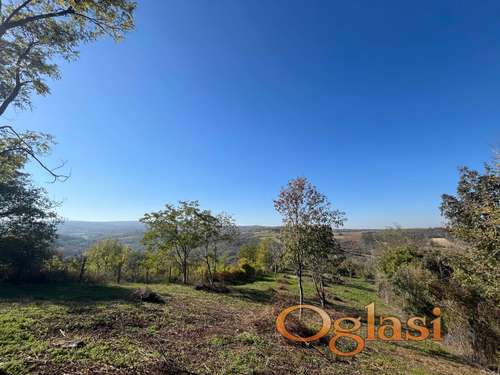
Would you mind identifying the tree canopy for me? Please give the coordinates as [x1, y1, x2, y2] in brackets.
[0, 0, 135, 117]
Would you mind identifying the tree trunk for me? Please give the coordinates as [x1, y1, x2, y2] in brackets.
[319, 277, 326, 307]
[312, 274, 321, 307]
[204, 245, 214, 286]
[116, 263, 122, 284]
[297, 265, 304, 319]
[78, 256, 86, 283]
[182, 259, 188, 284]
[213, 247, 218, 275]
[206, 256, 214, 286]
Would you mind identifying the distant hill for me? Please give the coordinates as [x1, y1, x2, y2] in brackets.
[56, 221, 447, 258]
[56, 221, 282, 257]
[56, 221, 146, 256]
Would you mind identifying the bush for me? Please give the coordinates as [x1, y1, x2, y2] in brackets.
[377, 242, 500, 369]
[215, 259, 256, 284]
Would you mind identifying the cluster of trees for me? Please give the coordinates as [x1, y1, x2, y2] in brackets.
[140, 201, 239, 285]
[377, 157, 499, 368]
[237, 239, 279, 274]
[0, 0, 135, 281]
[76, 182, 347, 297]
[76, 204, 283, 286]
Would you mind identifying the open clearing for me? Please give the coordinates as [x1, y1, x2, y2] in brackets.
[0, 276, 488, 374]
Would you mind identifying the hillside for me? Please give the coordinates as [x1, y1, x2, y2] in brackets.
[0, 275, 485, 374]
[56, 221, 448, 258]
[56, 222, 283, 257]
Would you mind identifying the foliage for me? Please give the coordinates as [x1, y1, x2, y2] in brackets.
[440, 161, 500, 303]
[0, 0, 135, 117]
[305, 225, 343, 306]
[377, 245, 420, 280]
[141, 201, 203, 284]
[0, 127, 55, 180]
[216, 259, 256, 284]
[0, 1, 136, 282]
[254, 239, 273, 272]
[377, 158, 500, 368]
[237, 240, 275, 273]
[85, 239, 130, 283]
[438, 159, 500, 367]
[198, 211, 238, 285]
[0, 134, 59, 280]
[238, 243, 258, 264]
[274, 176, 345, 306]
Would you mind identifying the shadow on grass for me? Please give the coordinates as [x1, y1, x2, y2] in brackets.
[228, 286, 275, 304]
[222, 274, 276, 286]
[394, 340, 471, 366]
[341, 281, 376, 294]
[0, 282, 133, 304]
[325, 301, 367, 319]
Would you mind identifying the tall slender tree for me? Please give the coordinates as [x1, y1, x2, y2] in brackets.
[198, 211, 238, 286]
[274, 177, 345, 307]
[306, 225, 342, 307]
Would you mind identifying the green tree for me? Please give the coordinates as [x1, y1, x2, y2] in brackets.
[440, 161, 500, 302]
[439, 159, 500, 366]
[238, 243, 258, 264]
[0, 1, 136, 181]
[0, 128, 56, 180]
[141, 201, 204, 284]
[0, 130, 59, 280]
[85, 239, 130, 283]
[376, 159, 499, 367]
[198, 211, 238, 286]
[274, 177, 345, 307]
[0, 174, 58, 280]
[306, 225, 342, 307]
[254, 239, 273, 272]
[0, 0, 135, 118]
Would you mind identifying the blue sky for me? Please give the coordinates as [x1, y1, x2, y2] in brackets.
[6, 0, 500, 227]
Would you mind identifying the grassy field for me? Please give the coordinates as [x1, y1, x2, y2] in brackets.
[0, 275, 489, 374]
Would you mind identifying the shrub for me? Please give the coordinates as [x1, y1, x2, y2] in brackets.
[215, 259, 256, 284]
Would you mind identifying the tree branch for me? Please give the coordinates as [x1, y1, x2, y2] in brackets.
[0, 6, 74, 38]
[72, 11, 121, 36]
[3, 0, 35, 25]
[0, 125, 69, 182]
[0, 41, 38, 116]
[0, 68, 22, 117]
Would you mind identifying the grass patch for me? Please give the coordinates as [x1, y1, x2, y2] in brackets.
[0, 276, 486, 374]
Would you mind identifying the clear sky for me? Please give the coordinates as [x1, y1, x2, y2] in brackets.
[6, 0, 500, 228]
